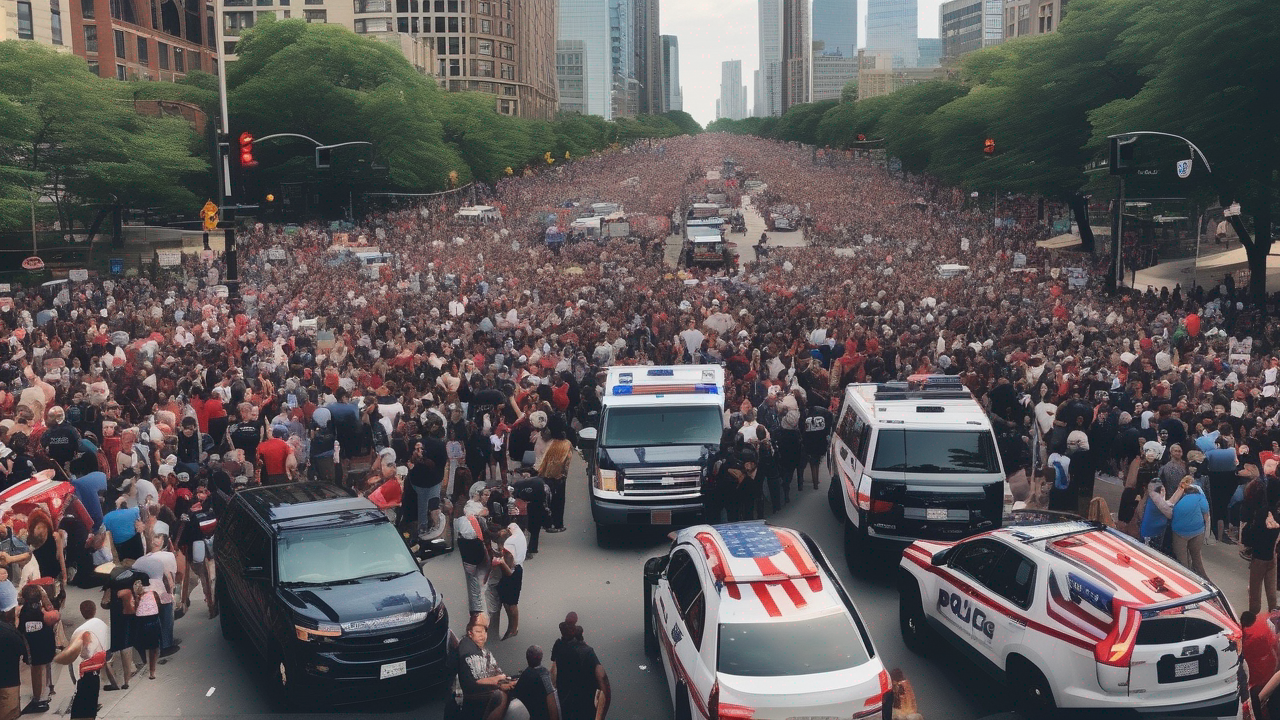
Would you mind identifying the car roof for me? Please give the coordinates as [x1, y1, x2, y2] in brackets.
[845, 376, 991, 430]
[677, 522, 845, 623]
[238, 482, 378, 525]
[999, 522, 1215, 608]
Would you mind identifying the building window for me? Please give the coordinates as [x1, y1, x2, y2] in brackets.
[114, 29, 125, 57]
[157, 41, 169, 68]
[303, 9, 325, 21]
[394, 0, 405, 9]
[448, 58, 460, 76]
[447, 36, 459, 54]
[87, 60, 99, 74]
[137, 36, 148, 64]
[478, 0, 486, 11]
[173, 46, 183, 71]
[433, 0, 441, 9]
[81, 0, 94, 18]
[477, 39, 491, 55]
[480, 18, 489, 33]
[116, 63, 126, 79]
[50, 0, 64, 44]
[353, 0, 388, 11]
[474, 59, 493, 76]
[446, 16, 457, 32]
[499, 63, 512, 79]
[446, 0, 455, 9]
[502, 84, 515, 96]
[410, 16, 416, 32]
[83, 25, 98, 51]
[396, 16, 406, 31]
[354, 17, 390, 32]
[225, 11, 253, 29]
[225, 0, 251, 6]
[500, 43, 511, 59]
[16, 2, 34, 39]
[433, 16, 442, 31]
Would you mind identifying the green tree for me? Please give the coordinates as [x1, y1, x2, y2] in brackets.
[1088, 0, 1280, 300]
[0, 41, 206, 232]
[874, 81, 967, 174]
[662, 110, 702, 135]
[840, 80, 858, 104]
[773, 100, 839, 145]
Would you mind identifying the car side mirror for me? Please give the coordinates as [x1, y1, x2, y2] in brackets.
[244, 565, 268, 582]
[644, 555, 669, 582]
[578, 427, 597, 451]
[931, 547, 955, 567]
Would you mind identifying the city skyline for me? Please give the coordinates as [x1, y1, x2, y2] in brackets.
[665, 0, 954, 125]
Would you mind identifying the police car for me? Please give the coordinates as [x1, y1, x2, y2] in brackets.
[898, 521, 1242, 715]
[644, 522, 891, 720]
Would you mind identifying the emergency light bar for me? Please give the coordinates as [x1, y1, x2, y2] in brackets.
[611, 384, 719, 396]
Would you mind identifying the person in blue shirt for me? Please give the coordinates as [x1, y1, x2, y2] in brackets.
[101, 499, 145, 561]
[69, 453, 106, 530]
[1171, 476, 1211, 580]
[1205, 436, 1241, 542]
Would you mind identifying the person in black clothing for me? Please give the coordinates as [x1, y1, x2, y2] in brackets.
[801, 402, 834, 489]
[408, 425, 449, 542]
[554, 625, 609, 720]
[226, 404, 261, 471]
[17, 585, 56, 713]
[513, 645, 559, 720]
[175, 418, 201, 478]
[0, 590, 27, 720]
[42, 406, 81, 468]
[512, 476, 548, 554]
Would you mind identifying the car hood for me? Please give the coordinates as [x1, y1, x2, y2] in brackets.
[280, 572, 437, 625]
[598, 444, 715, 468]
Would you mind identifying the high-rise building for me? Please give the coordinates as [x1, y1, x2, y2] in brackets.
[557, 39, 588, 114]
[72, 0, 217, 81]
[780, 0, 809, 112]
[756, 0, 782, 117]
[940, 0, 1003, 59]
[865, 0, 918, 68]
[917, 37, 942, 67]
[812, 0, 856, 58]
[560, 0, 612, 118]
[608, 0, 635, 118]
[633, 0, 660, 114]
[718, 60, 748, 120]
[1004, 0, 1067, 38]
[4, 0, 69, 47]
[660, 33, 681, 112]
[811, 51, 857, 101]
[857, 48, 948, 98]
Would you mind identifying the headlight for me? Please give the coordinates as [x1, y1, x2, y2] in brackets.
[595, 468, 618, 492]
[428, 595, 446, 623]
[295, 622, 342, 642]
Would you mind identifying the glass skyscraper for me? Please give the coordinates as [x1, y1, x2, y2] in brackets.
[812, 0, 857, 58]
[559, 0, 612, 118]
[865, 0, 918, 68]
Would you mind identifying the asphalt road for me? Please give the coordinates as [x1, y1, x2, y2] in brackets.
[36, 461, 1252, 719]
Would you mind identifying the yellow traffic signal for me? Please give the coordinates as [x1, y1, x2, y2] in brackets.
[448, 170, 459, 187]
[200, 200, 218, 232]
[265, 194, 275, 202]
[505, 166, 514, 176]
[545, 152, 553, 164]
[564, 151, 570, 160]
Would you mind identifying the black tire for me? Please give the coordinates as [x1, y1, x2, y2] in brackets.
[898, 574, 931, 655]
[643, 575, 659, 657]
[1009, 657, 1056, 716]
[269, 644, 309, 711]
[218, 583, 238, 641]
[827, 477, 844, 520]
[674, 681, 693, 720]
[843, 516, 868, 575]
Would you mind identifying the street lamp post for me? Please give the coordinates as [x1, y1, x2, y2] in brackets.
[213, 0, 238, 302]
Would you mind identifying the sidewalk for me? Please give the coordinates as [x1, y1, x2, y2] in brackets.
[1092, 473, 1250, 610]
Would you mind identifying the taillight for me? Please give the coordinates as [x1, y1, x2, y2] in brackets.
[853, 669, 894, 719]
[707, 681, 754, 719]
[1095, 605, 1141, 667]
[870, 499, 895, 514]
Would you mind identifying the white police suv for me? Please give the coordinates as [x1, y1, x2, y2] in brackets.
[898, 520, 1243, 716]
[644, 522, 891, 719]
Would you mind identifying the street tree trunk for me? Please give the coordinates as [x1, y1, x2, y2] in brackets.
[1069, 193, 1095, 254]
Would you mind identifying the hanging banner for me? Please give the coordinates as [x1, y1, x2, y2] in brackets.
[157, 249, 183, 267]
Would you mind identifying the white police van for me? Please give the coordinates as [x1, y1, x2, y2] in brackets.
[586, 366, 725, 544]
[827, 375, 1011, 562]
[644, 522, 891, 719]
[898, 521, 1243, 715]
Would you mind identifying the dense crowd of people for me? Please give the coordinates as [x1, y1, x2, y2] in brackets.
[3, 132, 1280, 718]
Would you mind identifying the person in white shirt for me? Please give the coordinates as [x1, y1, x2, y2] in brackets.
[55, 601, 117, 719]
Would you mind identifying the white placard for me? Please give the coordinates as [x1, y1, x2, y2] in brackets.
[0, 283, 10, 293]
[268, 247, 287, 261]
[1230, 337, 1253, 364]
[1013, 253, 1027, 268]
[69, 269, 89, 282]
[213, 284, 229, 298]
[1065, 267, 1087, 288]
[157, 249, 183, 267]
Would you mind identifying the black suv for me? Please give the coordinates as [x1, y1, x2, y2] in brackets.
[214, 483, 450, 707]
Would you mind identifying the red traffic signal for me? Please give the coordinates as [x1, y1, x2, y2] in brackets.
[983, 138, 995, 155]
[857, 134, 866, 142]
[239, 132, 258, 168]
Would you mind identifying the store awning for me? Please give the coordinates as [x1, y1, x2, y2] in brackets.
[1036, 234, 1083, 250]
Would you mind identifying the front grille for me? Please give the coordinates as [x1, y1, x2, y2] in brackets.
[623, 465, 703, 496]
[325, 616, 447, 662]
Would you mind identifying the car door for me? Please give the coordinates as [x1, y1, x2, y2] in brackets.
[938, 538, 1030, 663]
[237, 520, 274, 654]
[663, 548, 714, 717]
[960, 541, 1036, 669]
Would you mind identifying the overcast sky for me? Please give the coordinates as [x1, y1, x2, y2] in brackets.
[662, 0, 948, 127]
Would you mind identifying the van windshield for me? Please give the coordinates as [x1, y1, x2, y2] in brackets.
[277, 521, 419, 586]
[601, 405, 723, 447]
[871, 429, 1000, 474]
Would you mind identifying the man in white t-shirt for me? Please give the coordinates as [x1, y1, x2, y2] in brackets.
[134, 535, 180, 658]
[55, 601, 114, 719]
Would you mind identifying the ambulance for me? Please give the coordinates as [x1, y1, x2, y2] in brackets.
[584, 366, 725, 544]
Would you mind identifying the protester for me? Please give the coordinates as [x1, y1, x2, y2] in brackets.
[512, 645, 559, 720]
[16, 584, 56, 713]
[0, 580, 22, 720]
[553, 624, 609, 720]
[53, 601, 112, 720]
[495, 522, 526, 641]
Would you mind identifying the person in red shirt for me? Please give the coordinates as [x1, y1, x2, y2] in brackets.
[256, 426, 296, 485]
[1242, 611, 1279, 693]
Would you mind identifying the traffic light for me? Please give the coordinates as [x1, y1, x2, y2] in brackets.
[265, 194, 275, 202]
[983, 138, 995, 155]
[1109, 135, 1137, 175]
[238, 132, 258, 169]
[545, 152, 554, 164]
[564, 151, 570, 160]
[857, 134, 866, 142]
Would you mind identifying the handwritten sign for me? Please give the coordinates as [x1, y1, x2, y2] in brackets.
[268, 247, 287, 261]
[69, 269, 89, 282]
[157, 249, 183, 267]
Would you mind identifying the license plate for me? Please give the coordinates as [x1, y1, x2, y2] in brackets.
[927, 508, 949, 521]
[1173, 660, 1199, 678]
[651, 510, 672, 525]
[380, 661, 407, 680]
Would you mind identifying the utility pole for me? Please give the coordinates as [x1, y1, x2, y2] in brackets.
[1113, 177, 1125, 292]
[214, 0, 238, 303]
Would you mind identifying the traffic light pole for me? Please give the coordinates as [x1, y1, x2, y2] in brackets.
[1113, 176, 1125, 292]
[214, 0, 238, 303]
